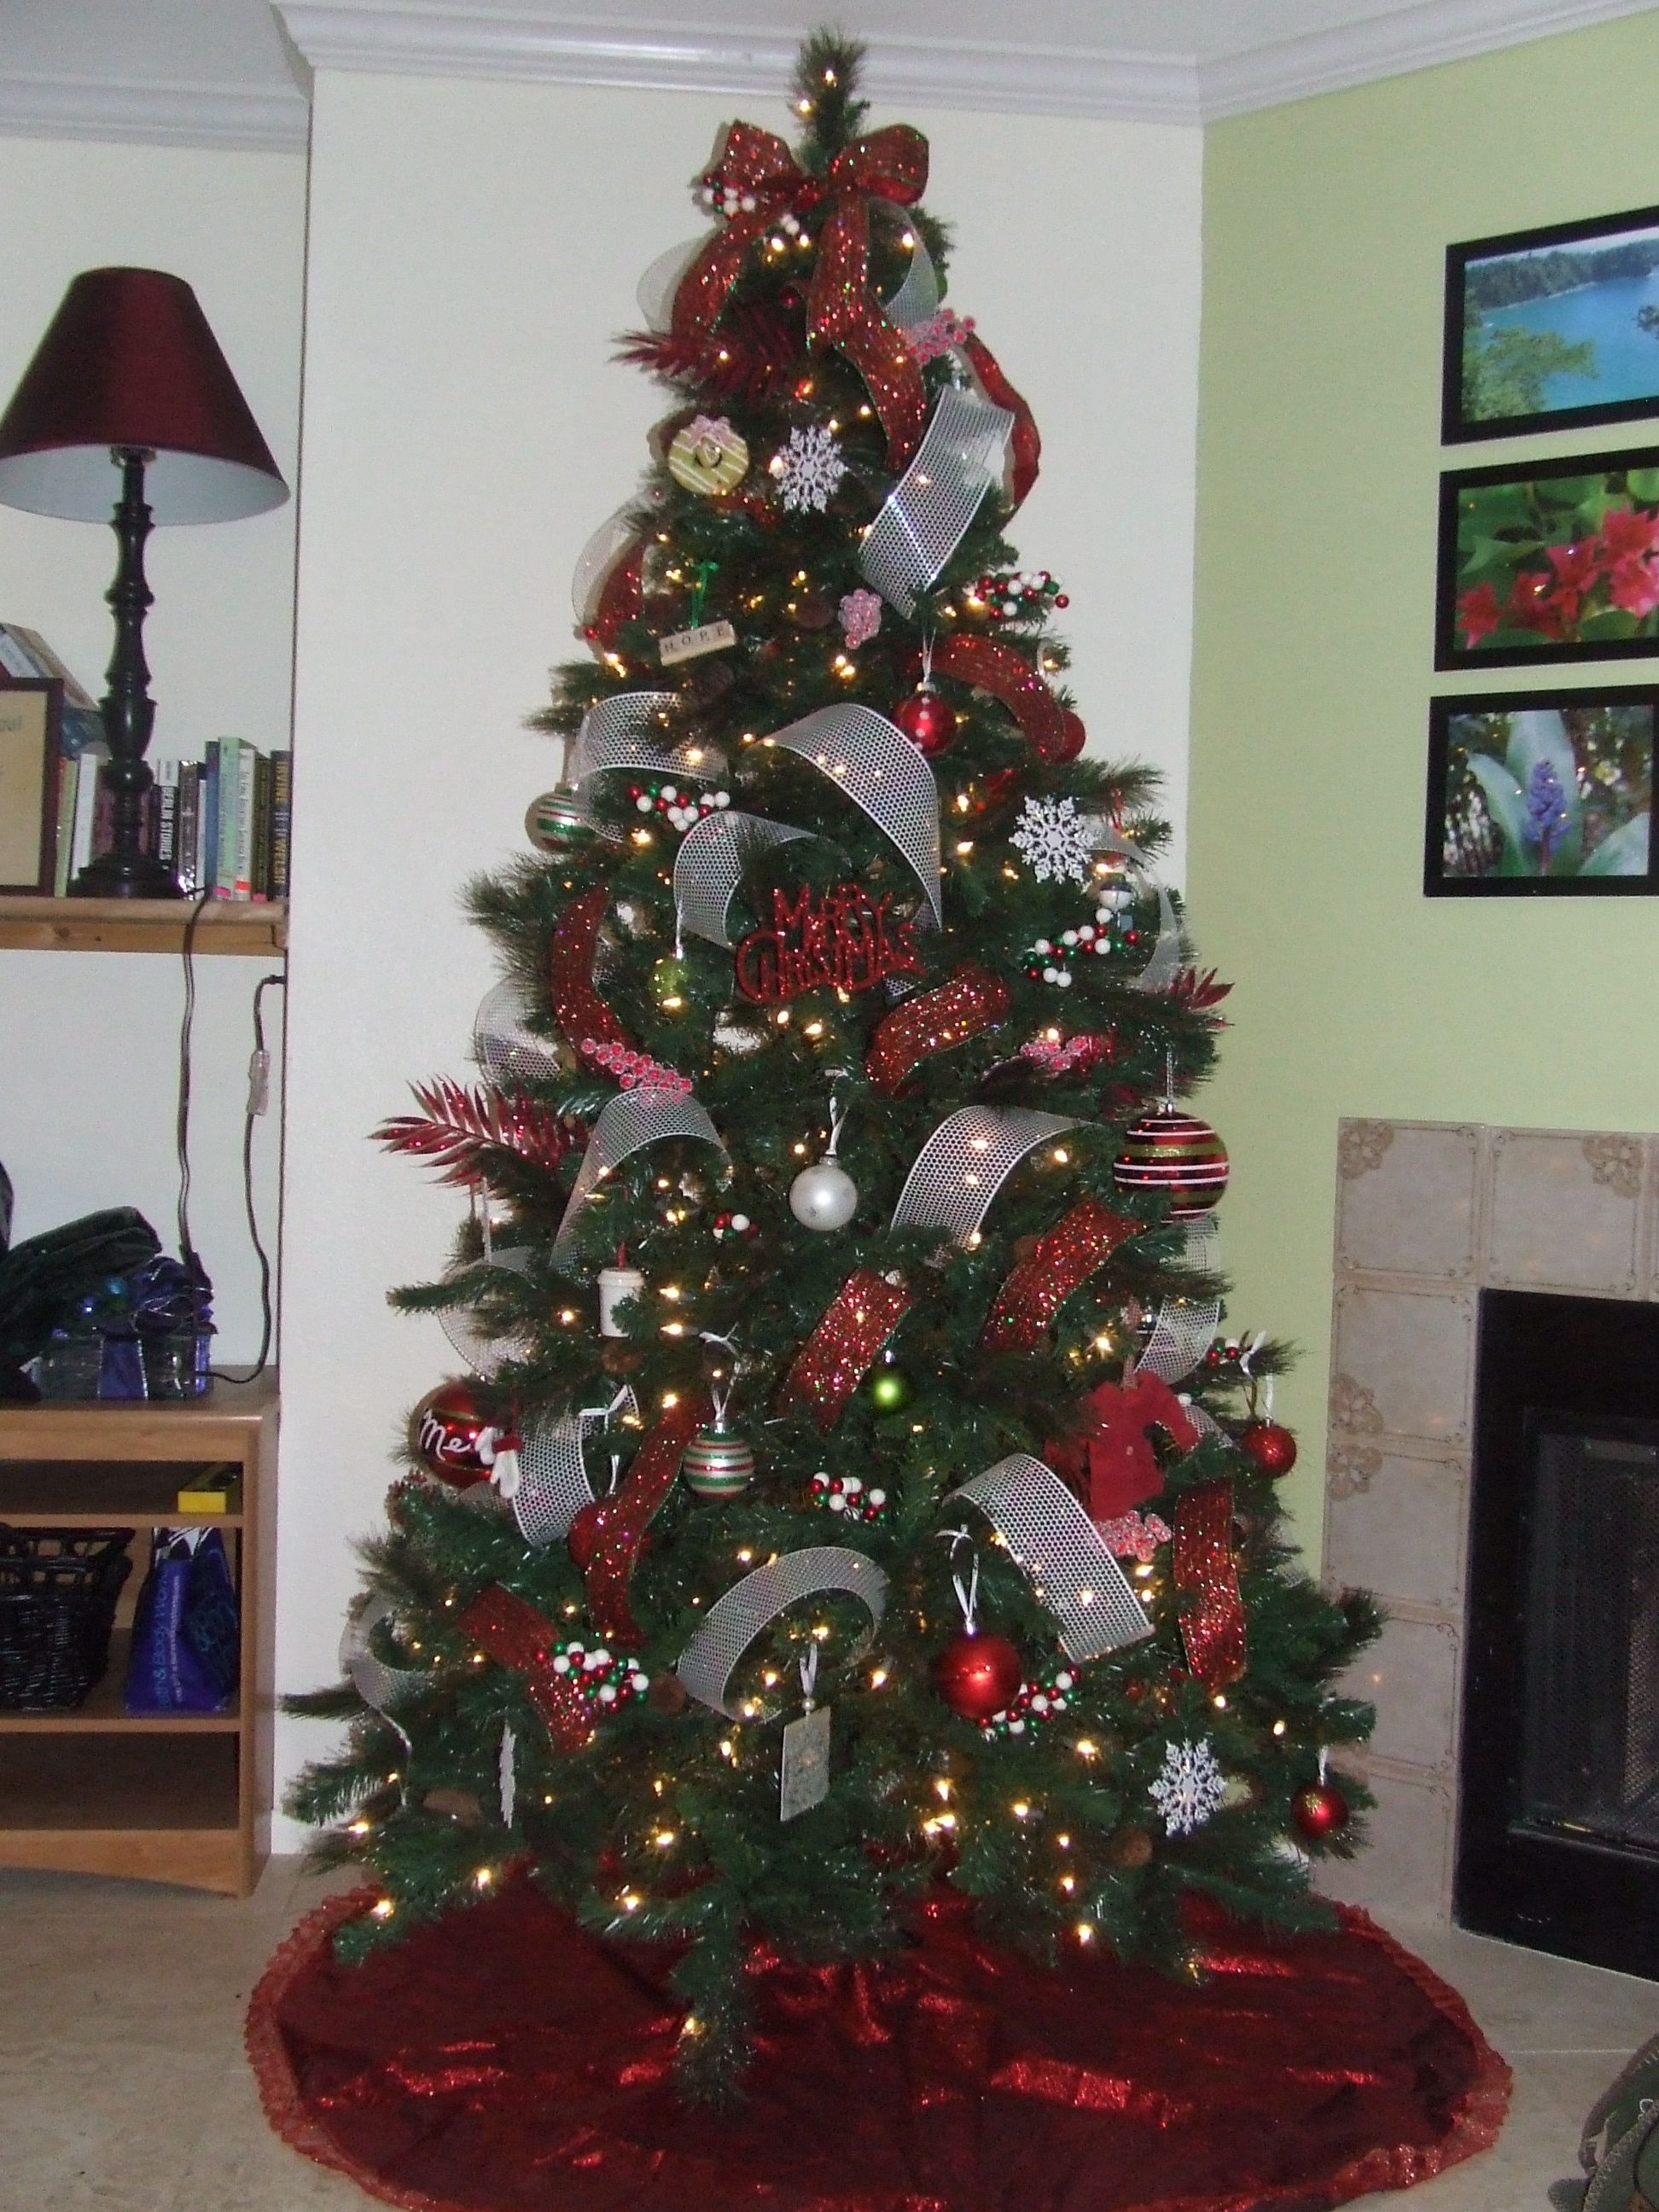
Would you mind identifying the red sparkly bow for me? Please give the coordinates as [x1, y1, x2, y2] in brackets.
[674, 121, 930, 469]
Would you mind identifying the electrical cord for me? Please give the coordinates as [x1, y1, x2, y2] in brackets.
[237, 970, 286, 1380]
[175, 890, 213, 1270]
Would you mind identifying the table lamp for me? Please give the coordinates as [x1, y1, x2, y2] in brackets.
[0, 267, 289, 899]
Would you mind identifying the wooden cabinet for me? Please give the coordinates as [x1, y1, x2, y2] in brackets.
[0, 1376, 277, 1895]
[0, 894, 286, 956]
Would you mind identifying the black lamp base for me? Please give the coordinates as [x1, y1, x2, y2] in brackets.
[69, 847, 183, 899]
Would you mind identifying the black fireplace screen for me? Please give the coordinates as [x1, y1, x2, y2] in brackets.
[1517, 1422, 1659, 1854]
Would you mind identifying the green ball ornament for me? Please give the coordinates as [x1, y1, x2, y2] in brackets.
[865, 1363, 913, 1414]
[680, 1422, 755, 1500]
[525, 786, 596, 853]
[650, 957, 691, 1005]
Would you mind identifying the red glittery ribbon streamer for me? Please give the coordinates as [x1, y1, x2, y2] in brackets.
[549, 887, 629, 1068]
[960, 330, 1040, 509]
[1173, 1477, 1247, 1690]
[566, 1394, 708, 1648]
[866, 963, 1010, 1096]
[981, 1197, 1141, 1352]
[457, 1585, 597, 1753]
[587, 540, 643, 652]
[672, 121, 929, 469]
[777, 1269, 912, 1430]
[928, 633, 1086, 765]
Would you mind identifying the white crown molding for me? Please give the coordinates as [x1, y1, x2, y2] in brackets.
[0, 73, 309, 154]
[1200, 0, 1656, 119]
[274, 5, 1203, 122]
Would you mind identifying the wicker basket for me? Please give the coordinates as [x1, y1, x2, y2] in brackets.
[0, 1528, 133, 1711]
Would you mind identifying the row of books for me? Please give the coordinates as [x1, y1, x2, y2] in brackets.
[53, 739, 292, 900]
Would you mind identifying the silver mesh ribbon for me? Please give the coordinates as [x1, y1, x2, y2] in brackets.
[770, 704, 942, 927]
[882, 226, 940, 333]
[677, 1545, 888, 1721]
[637, 234, 706, 331]
[673, 810, 814, 948]
[552, 1089, 725, 1266]
[341, 1584, 427, 1729]
[572, 501, 644, 628]
[1137, 1216, 1222, 1387]
[439, 1246, 534, 1378]
[859, 387, 1013, 618]
[892, 1107, 1079, 1245]
[513, 1388, 638, 1548]
[949, 1455, 1152, 1664]
[474, 980, 566, 1090]
[568, 690, 726, 798]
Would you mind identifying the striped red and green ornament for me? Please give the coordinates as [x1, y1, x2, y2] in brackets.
[1112, 1102, 1229, 1220]
[680, 1421, 755, 1500]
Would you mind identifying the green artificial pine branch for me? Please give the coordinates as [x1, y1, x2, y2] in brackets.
[286, 23, 1379, 2098]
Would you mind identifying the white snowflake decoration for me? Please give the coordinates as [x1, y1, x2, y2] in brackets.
[1010, 795, 1095, 886]
[1150, 1738, 1226, 1837]
[771, 425, 847, 514]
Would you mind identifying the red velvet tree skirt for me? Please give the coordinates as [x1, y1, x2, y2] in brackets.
[247, 1882, 1510, 2212]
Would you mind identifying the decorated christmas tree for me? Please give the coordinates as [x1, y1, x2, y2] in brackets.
[289, 32, 1378, 2100]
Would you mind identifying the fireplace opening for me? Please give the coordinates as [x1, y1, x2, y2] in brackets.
[1458, 1288, 1659, 1976]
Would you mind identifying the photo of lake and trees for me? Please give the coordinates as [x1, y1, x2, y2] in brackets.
[1446, 204, 1659, 440]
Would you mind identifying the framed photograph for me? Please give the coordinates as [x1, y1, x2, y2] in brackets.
[1444, 202, 1659, 444]
[0, 679, 61, 895]
[1425, 685, 1657, 895]
[1435, 445, 1659, 669]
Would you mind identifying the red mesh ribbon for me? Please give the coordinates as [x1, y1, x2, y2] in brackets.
[673, 121, 928, 469]
[961, 330, 1040, 509]
[549, 888, 628, 1067]
[866, 963, 1010, 1096]
[567, 1394, 708, 1646]
[588, 541, 643, 651]
[457, 1585, 596, 1753]
[777, 1269, 911, 1430]
[1173, 1477, 1247, 1690]
[981, 1197, 1141, 1352]
[930, 632, 1086, 765]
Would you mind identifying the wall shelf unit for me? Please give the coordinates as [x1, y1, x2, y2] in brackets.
[0, 897, 287, 956]
[0, 1375, 277, 1895]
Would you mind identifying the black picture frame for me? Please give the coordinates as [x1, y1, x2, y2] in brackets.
[0, 678, 62, 896]
[1425, 683, 1659, 896]
[1435, 445, 1659, 671]
[1444, 201, 1659, 445]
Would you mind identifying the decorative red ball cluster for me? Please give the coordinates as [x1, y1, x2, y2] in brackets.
[626, 780, 731, 833]
[809, 1468, 889, 1522]
[710, 1208, 757, 1242]
[548, 1639, 652, 1726]
[979, 1662, 1078, 1738]
[968, 568, 1068, 619]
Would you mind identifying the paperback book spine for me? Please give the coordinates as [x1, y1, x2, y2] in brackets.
[177, 763, 201, 895]
[267, 750, 292, 899]
[234, 741, 259, 900]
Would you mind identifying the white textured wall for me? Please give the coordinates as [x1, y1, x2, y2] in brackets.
[273, 67, 1202, 1842]
[0, 135, 303, 1362]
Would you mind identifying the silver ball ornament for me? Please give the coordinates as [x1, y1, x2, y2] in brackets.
[789, 1159, 859, 1231]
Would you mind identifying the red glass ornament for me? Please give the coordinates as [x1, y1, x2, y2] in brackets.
[410, 1382, 498, 1489]
[933, 1629, 1023, 1722]
[1291, 1781, 1350, 1841]
[1238, 1419, 1298, 1477]
[893, 684, 958, 758]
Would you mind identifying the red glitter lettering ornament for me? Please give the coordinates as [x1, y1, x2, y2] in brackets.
[734, 883, 923, 1004]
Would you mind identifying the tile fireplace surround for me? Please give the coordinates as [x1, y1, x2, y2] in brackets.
[1318, 1117, 1659, 1924]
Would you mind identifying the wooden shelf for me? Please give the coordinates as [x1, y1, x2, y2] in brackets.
[0, 1372, 276, 1464]
[0, 1629, 240, 1733]
[0, 1736, 242, 1891]
[0, 1458, 241, 1527]
[0, 895, 286, 956]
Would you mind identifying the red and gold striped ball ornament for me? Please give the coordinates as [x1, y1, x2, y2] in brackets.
[1111, 1103, 1229, 1220]
[680, 1421, 755, 1501]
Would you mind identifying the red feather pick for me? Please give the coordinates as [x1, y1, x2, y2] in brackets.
[616, 299, 805, 407]
[374, 1079, 574, 1189]
[1165, 966, 1233, 1013]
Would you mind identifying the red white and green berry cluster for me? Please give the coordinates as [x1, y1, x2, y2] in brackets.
[809, 1469, 890, 1522]
[981, 1663, 1078, 1738]
[1022, 899, 1141, 987]
[968, 568, 1068, 620]
[627, 781, 732, 834]
[711, 1208, 758, 1242]
[549, 1639, 651, 1715]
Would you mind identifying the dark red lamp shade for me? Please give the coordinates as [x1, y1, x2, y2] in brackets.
[0, 267, 288, 525]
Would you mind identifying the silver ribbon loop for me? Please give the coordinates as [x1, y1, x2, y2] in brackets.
[948, 1455, 1151, 1664]
[859, 387, 1013, 618]
[473, 980, 566, 1091]
[513, 1386, 638, 1547]
[769, 704, 943, 927]
[673, 810, 815, 948]
[892, 1106, 1079, 1245]
[552, 1089, 725, 1266]
[882, 225, 941, 333]
[572, 501, 650, 629]
[676, 1545, 888, 1721]
[637, 235, 707, 332]
[1082, 820, 1185, 997]
[439, 1245, 535, 1380]
[568, 690, 725, 798]
[1136, 1216, 1222, 1388]
[341, 1585, 427, 1732]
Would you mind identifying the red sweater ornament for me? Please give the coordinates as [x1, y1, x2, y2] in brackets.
[1047, 1369, 1201, 1522]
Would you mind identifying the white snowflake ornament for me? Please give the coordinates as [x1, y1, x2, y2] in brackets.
[771, 425, 847, 514]
[1149, 1737, 1226, 1837]
[1010, 795, 1095, 886]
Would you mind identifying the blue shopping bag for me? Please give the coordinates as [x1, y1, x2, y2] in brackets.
[124, 1528, 240, 1714]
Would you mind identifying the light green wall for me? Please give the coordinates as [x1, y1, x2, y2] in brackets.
[1189, 12, 1659, 1552]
